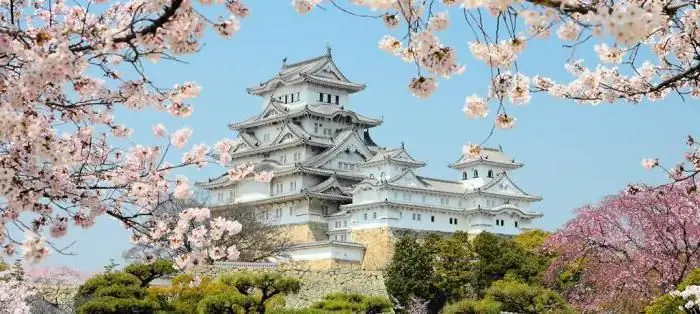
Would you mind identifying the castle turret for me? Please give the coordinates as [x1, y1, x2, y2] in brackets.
[449, 146, 523, 182]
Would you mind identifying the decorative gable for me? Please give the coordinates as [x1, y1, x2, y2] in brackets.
[305, 131, 373, 168]
[389, 170, 428, 188]
[482, 175, 529, 197]
[271, 125, 302, 146]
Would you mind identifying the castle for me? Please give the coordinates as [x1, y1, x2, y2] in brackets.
[196, 49, 543, 270]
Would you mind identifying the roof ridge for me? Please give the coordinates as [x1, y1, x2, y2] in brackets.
[281, 54, 328, 70]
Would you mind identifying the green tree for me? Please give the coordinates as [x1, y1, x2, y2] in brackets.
[429, 232, 476, 302]
[484, 278, 574, 314]
[384, 236, 445, 313]
[147, 273, 231, 314]
[471, 233, 523, 295]
[646, 268, 700, 314]
[216, 271, 301, 313]
[74, 271, 158, 314]
[441, 299, 502, 314]
[124, 259, 178, 287]
[309, 293, 392, 313]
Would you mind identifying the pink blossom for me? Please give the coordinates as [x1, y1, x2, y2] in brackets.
[152, 124, 168, 137]
[544, 182, 700, 311]
[171, 128, 193, 149]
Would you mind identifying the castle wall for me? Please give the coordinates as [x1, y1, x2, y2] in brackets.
[276, 222, 328, 244]
[199, 262, 388, 309]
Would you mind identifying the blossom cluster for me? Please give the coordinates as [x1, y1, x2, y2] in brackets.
[0, 268, 36, 314]
[0, 0, 272, 267]
[288, 0, 700, 175]
[543, 182, 700, 311]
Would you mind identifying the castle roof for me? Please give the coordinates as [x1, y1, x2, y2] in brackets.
[449, 146, 523, 169]
[229, 100, 382, 131]
[246, 50, 366, 96]
[359, 145, 426, 168]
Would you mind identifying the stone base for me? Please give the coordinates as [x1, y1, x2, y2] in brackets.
[276, 222, 328, 244]
[351, 227, 394, 271]
[198, 262, 388, 309]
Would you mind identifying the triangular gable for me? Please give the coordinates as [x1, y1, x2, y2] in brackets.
[270, 124, 303, 146]
[387, 170, 429, 188]
[258, 100, 288, 120]
[304, 131, 373, 168]
[230, 137, 254, 153]
[309, 58, 351, 83]
[480, 174, 530, 197]
[307, 176, 350, 196]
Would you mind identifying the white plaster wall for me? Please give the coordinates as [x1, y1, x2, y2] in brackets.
[289, 245, 363, 262]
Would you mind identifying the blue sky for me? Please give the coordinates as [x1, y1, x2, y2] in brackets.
[34, 2, 700, 272]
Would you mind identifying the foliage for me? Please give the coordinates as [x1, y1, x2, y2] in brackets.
[309, 293, 392, 313]
[385, 236, 445, 313]
[147, 271, 299, 314]
[441, 299, 502, 314]
[147, 273, 230, 314]
[484, 278, 574, 314]
[545, 183, 700, 312]
[74, 271, 157, 314]
[426, 232, 476, 302]
[386, 231, 555, 313]
[216, 271, 301, 313]
[647, 269, 700, 314]
[196, 291, 254, 314]
[124, 259, 178, 287]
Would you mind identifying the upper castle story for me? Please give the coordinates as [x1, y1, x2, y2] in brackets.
[224, 48, 384, 167]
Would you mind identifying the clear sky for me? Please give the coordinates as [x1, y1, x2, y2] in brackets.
[35, 2, 700, 272]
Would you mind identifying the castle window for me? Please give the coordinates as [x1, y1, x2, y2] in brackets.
[335, 95, 340, 104]
[319, 93, 324, 102]
[462, 172, 468, 180]
[296, 92, 300, 101]
[229, 191, 234, 202]
[275, 208, 282, 218]
[313, 123, 319, 133]
[289, 207, 293, 216]
[275, 183, 283, 195]
[293, 152, 301, 161]
[514, 221, 519, 228]
[373, 212, 377, 219]
[449, 218, 453, 224]
[417, 214, 422, 221]
[326, 94, 331, 103]
[280, 154, 287, 163]
[487, 170, 494, 178]
[422, 195, 426, 203]
[263, 133, 270, 141]
[454, 218, 458, 225]
[344, 220, 347, 227]
[431, 216, 435, 222]
[284, 95, 288, 103]
[289, 181, 297, 191]
[364, 213, 368, 220]
[473, 169, 479, 178]
[321, 205, 329, 216]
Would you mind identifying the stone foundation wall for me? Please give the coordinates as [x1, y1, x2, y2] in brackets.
[199, 262, 388, 309]
[277, 222, 328, 244]
[351, 227, 394, 271]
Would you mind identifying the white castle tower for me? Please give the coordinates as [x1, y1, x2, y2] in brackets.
[196, 49, 543, 270]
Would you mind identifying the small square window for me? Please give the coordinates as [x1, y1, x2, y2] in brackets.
[431, 216, 435, 222]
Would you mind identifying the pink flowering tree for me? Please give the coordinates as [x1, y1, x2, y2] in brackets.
[543, 181, 700, 312]
[0, 0, 269, 267]
[289, 0, 700, 184]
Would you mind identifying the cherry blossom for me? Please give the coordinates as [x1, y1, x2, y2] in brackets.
[544, 181, 700, 311]
[0, 0, 271, 268]
[284, 0, 700, 184]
